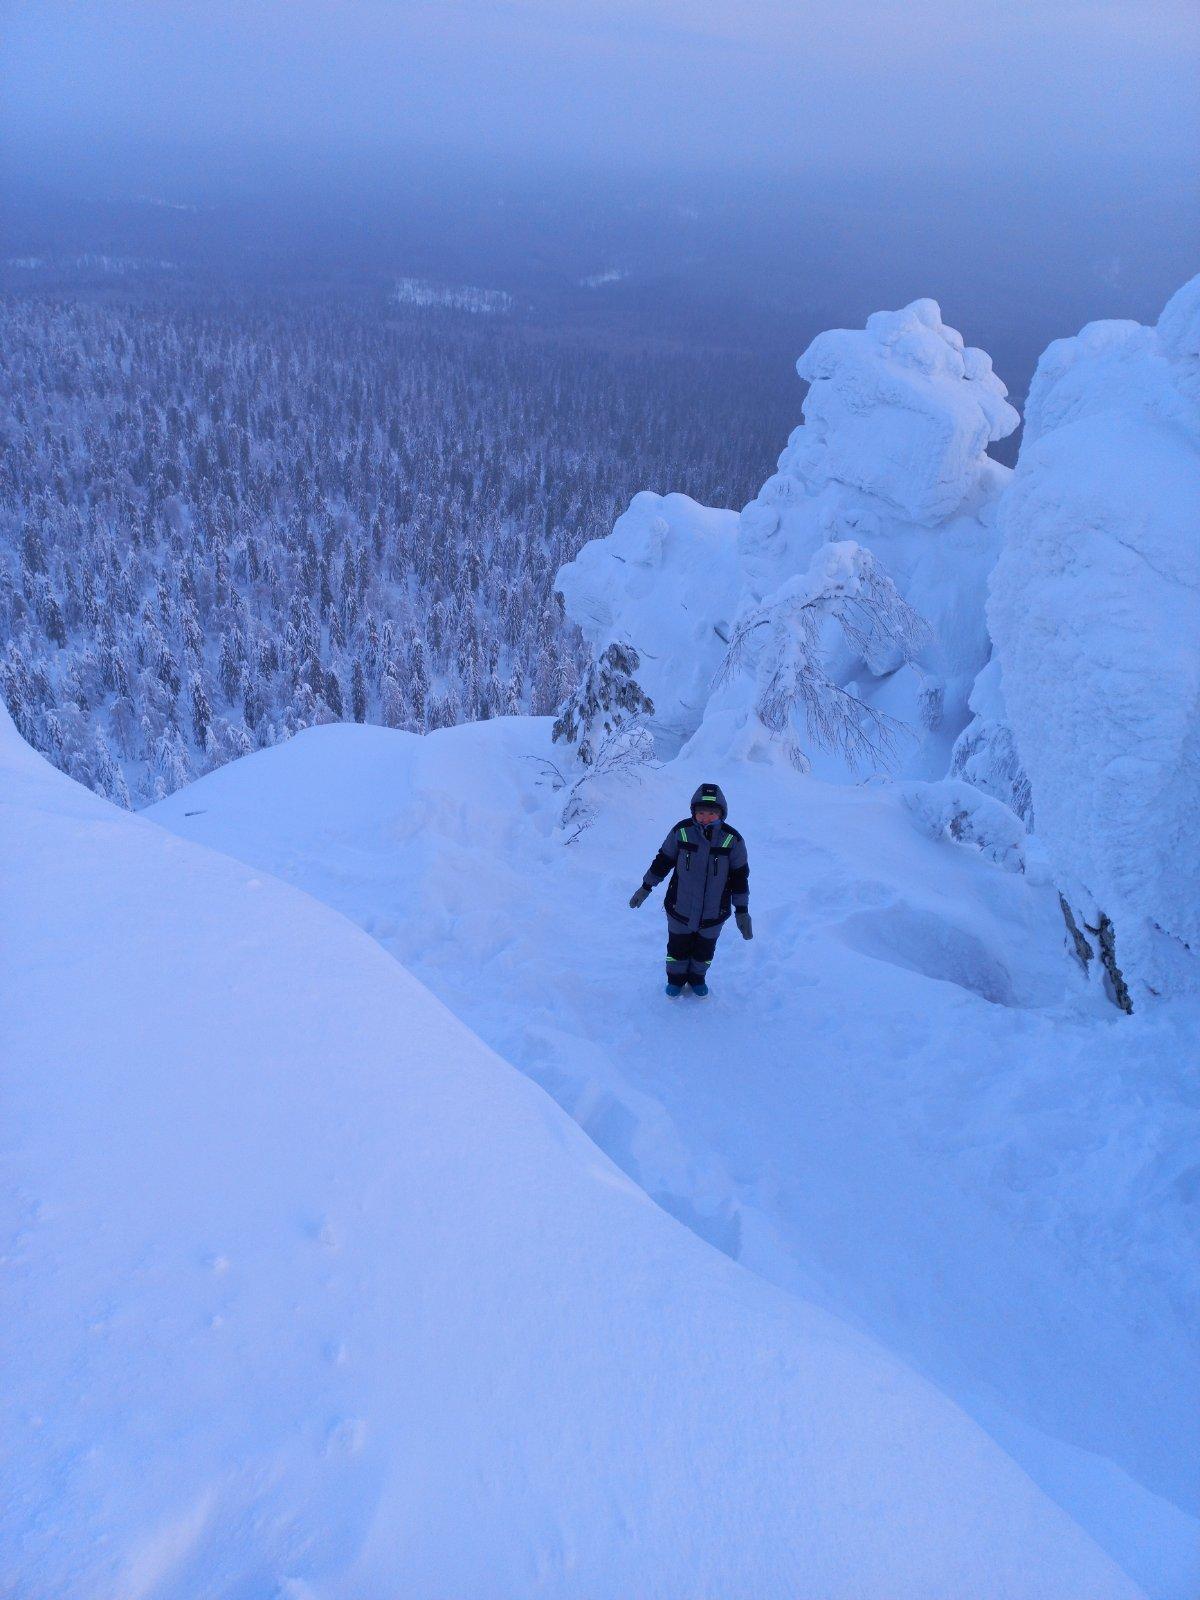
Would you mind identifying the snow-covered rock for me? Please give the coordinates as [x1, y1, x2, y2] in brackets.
[555, 489, 741, 756]
[901, 776, 1028, 872]
[789, 297, 1019, 525]
[988, 274, 1200, 1003]
[4, 706, 1152, 1597]
[556, 301, 1019, 778]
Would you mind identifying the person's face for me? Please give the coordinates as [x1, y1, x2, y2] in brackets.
[694, 805, 722, 826]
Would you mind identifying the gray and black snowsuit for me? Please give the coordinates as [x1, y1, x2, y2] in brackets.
[640, 782, 750, 987]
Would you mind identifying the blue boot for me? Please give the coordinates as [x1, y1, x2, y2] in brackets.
[690, 981, 710, 997]
[665, 981, 685, 998]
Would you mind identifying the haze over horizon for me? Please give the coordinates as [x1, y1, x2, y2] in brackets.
[5, 1, 1197, 185]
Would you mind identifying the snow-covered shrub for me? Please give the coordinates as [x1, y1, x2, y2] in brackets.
[535, 720, 656, 841]
[988, 274, 1200, 1003]
[717, 541, 929, 772]
[949, 659, 1033, 825]
[901, 779, 1026, 873]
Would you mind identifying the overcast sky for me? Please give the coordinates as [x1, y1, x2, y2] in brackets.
[4, 0, 1197, 187]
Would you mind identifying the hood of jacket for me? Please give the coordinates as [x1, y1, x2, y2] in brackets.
[690, 781, 728, 821]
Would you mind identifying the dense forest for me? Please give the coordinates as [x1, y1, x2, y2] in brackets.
[0, 278, 794, 803]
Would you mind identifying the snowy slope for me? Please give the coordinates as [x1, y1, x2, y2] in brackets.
[149, 717, 1200, 1599]
[2, 706, 1155, 1598]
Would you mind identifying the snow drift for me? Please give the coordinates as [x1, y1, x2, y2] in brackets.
[1, 705, 1147, 1597]
[150, 717, 1200, 1597]
[556, 299, 1019, 779]
[988, 274, 1200, 1002]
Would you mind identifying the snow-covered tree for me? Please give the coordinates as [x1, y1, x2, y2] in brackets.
[552, 641, 654, 766]
[90, 728, 132, 810]
[189, 672, 213, 748]
[380, 671, 405, 730]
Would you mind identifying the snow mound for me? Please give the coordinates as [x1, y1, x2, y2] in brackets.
[988, 274, 1200, 1001]
[556, 302, 1019, 778]
[2, 707, 1146, 1597]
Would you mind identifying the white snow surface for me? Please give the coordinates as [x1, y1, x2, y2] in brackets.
[146, 716, 1200, 1599]
[556, 300, 1020, 778]
[988, 275, 1200, 998]
[5, 705, 1170, 1599]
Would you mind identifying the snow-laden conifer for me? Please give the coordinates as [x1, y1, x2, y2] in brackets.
[552, 640, 653, 766]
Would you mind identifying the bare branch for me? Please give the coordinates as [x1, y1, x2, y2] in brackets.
[720, 541, 928, 773]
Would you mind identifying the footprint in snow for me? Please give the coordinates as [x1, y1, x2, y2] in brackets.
[308, 1217, 340, 1250]
[324, 1416, 367, 1457]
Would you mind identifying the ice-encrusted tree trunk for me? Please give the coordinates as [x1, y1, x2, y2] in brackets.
[718, 542, 930, 773]
[552, 640, 654, 766]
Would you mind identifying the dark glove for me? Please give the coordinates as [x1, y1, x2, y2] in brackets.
[736, 910, 753, 940]
[629, 884, 651, 909]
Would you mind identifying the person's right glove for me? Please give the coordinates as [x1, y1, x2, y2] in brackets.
[629, 884, 651, 909]
[736, 910, 753, 940]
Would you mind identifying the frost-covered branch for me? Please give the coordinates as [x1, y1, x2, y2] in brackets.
[533, 718, 656, 841]
[719, 542, 930, 773]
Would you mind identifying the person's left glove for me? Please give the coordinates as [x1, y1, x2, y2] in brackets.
[629, 884, 651, 909]
[736, 910, 753, 940]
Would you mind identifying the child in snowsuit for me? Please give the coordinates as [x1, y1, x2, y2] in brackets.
[629, 782, 752, 996]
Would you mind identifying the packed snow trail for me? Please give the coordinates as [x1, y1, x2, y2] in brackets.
[7, 705, 1156, 1598]
[151, 716, 1200, 1599]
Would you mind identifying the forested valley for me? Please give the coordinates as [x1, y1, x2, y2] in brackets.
[0, 273, 793, 803]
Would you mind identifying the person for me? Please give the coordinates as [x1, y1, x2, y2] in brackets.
[629, 781, 752, 997]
